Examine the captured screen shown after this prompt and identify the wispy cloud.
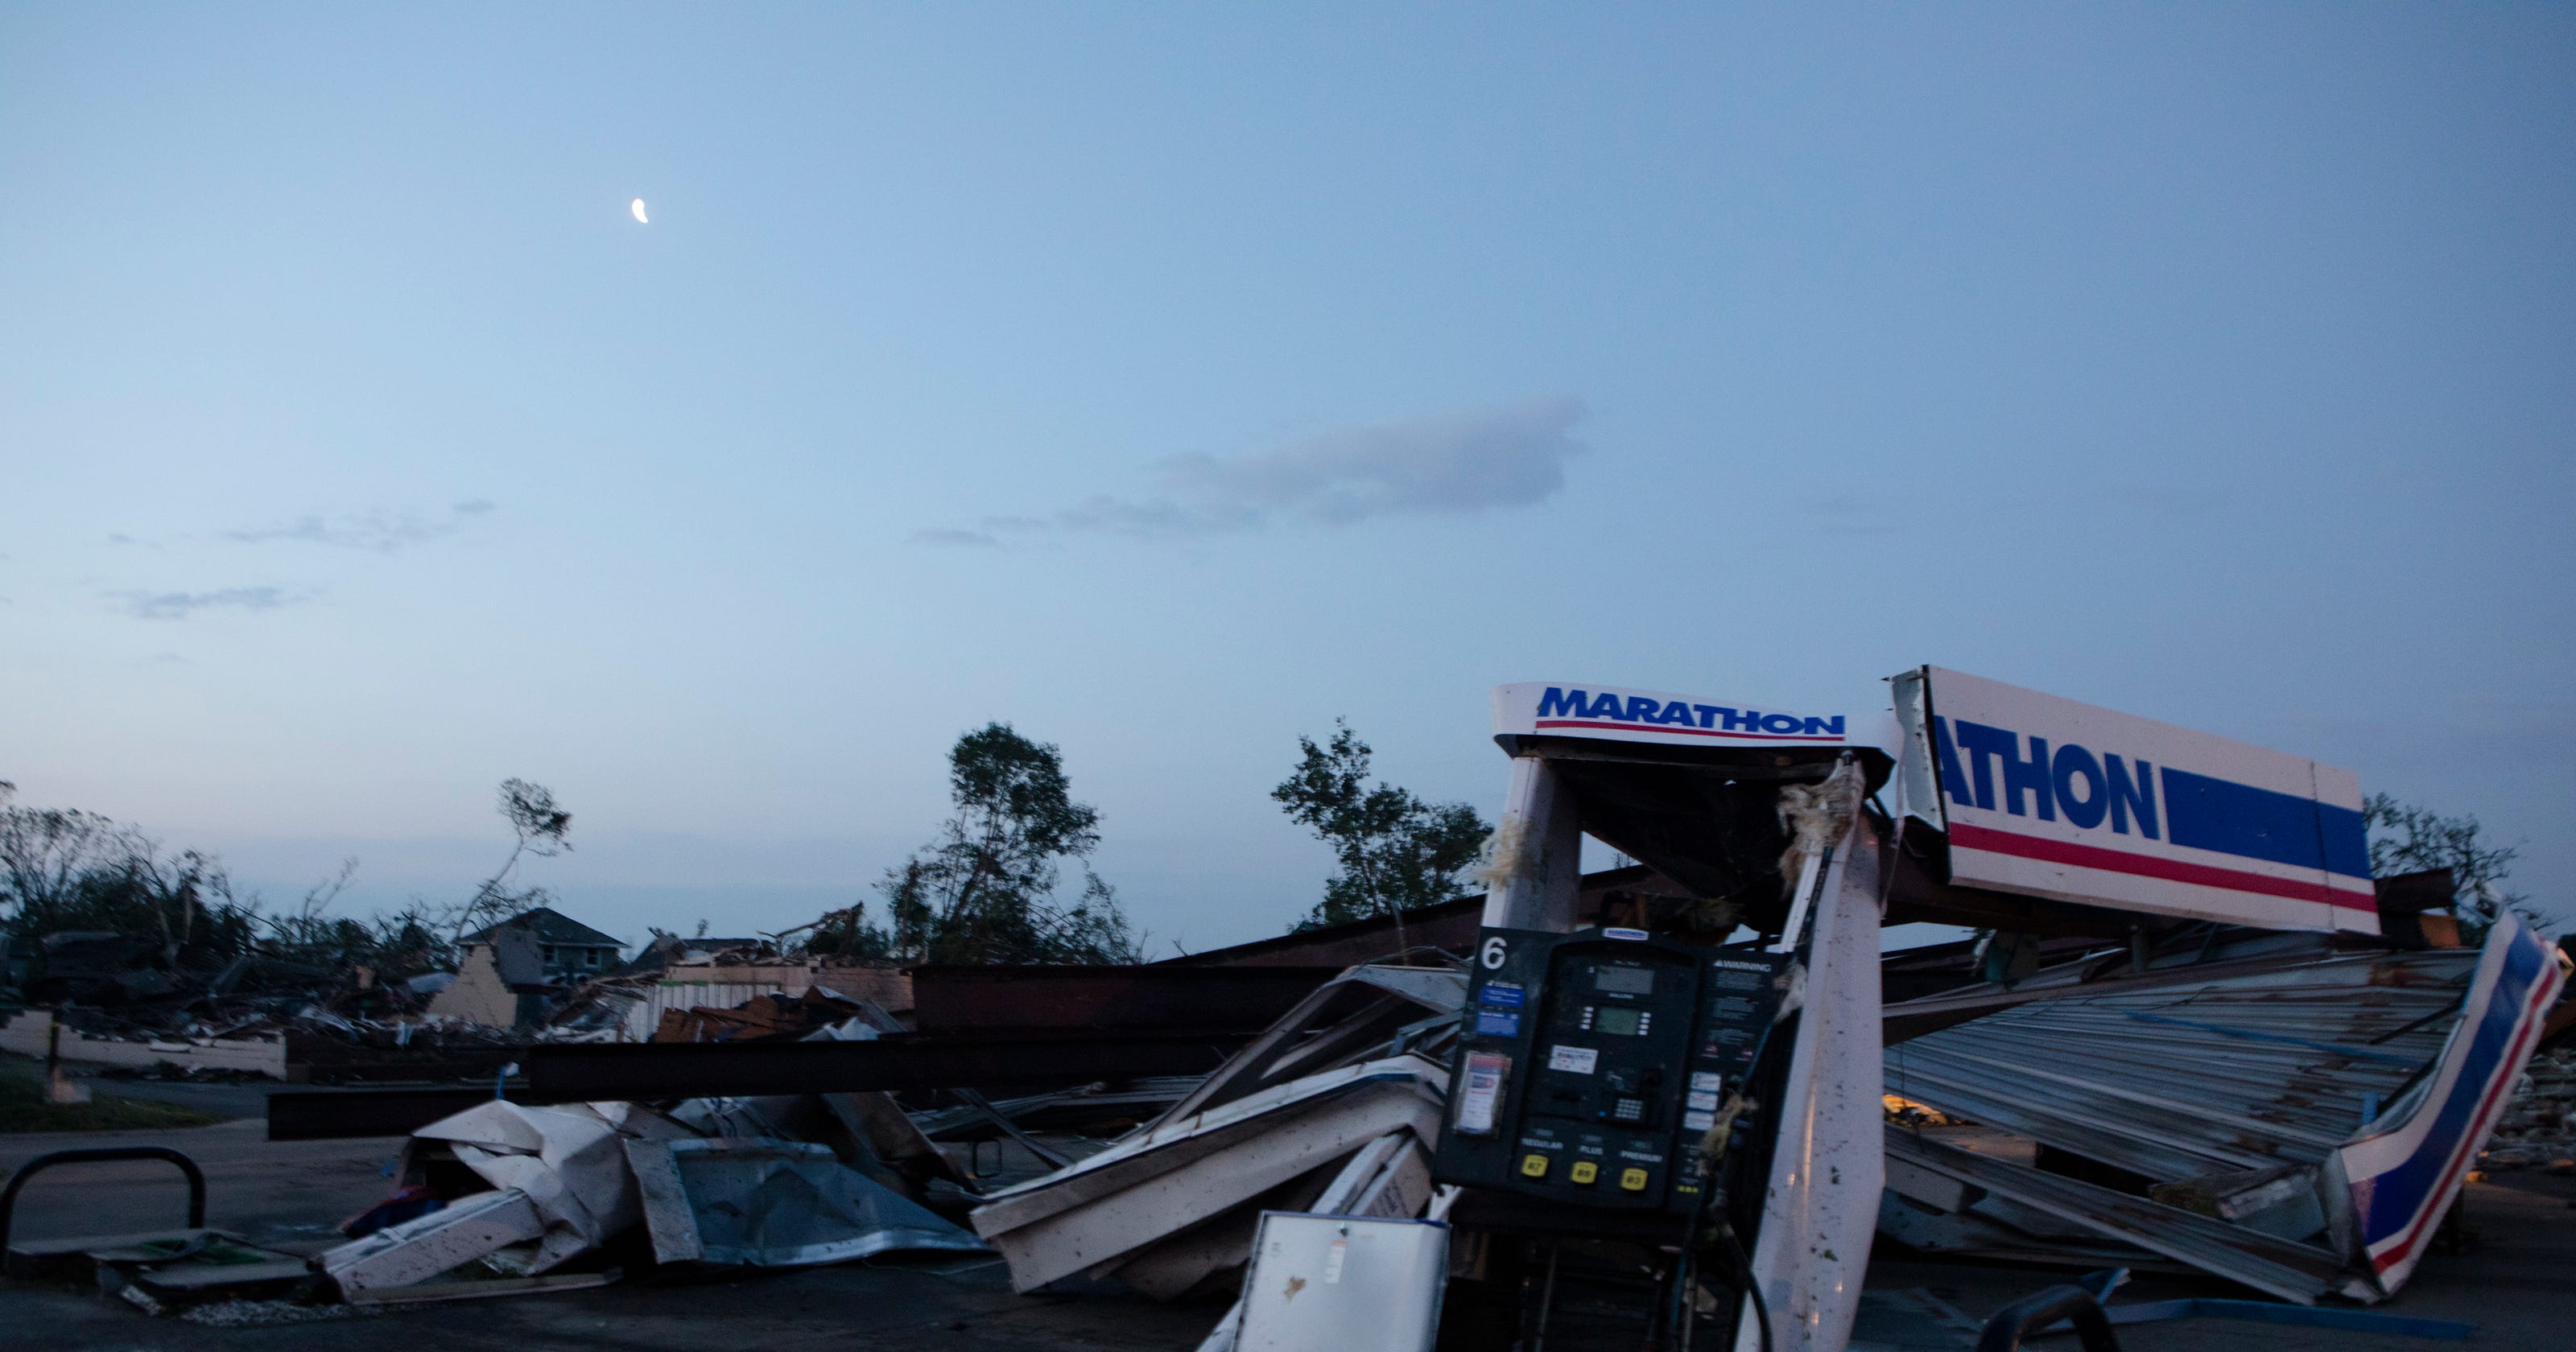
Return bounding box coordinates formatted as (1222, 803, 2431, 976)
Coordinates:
(114, 587, 302, 620)
(923, 398, 1587, 544)
(913, 527, 1002, 548)
(1794, 493, 1906, 536)
(220, 500, 497, 553)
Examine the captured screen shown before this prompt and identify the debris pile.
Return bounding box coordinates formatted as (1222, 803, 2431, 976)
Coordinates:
(971, 963, 1465, 1304)
(1, 901, 920, 1086)
(310, 1012, 993, 1304)
(1877, 913, 2566, 1304)
(2479, 1045, 2576, 1174)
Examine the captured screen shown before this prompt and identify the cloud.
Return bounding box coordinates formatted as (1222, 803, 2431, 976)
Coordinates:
(934, 398, 1587, 542)
(911, 527, 1001, 548)
(1795, 493, 1906, 536)
(114, 587, 301, 620)
(219, 501, 497, 552)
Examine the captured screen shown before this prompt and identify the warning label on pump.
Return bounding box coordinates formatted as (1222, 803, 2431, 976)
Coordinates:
(1456, 1051, 1510, 1134)
(1547, 1045, 1600, 1074)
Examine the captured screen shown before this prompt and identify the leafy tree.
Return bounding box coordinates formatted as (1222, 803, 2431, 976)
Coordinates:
(0, 782, 455, 985)
(450, 778, 574, 942)
(255, 859, 456, 983)
(1, 781, 253, 967)
(1, 781, 136, 927)
(2364, 793, 2543, 932)
(865, 723, 1141, 964)
(1273, 719, 1492, 935)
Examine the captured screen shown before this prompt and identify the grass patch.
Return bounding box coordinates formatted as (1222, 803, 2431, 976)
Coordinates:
(0, 1061, 231, 1132)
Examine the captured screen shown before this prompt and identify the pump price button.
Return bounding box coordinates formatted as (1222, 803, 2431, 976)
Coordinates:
(1618, 1167, 1649, 1192)
(1569, 1160, 1599, 1185)
(1520, 1153, 1551, 1179)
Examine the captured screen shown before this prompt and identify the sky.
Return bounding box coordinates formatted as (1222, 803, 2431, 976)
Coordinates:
(3, 4, 2570, 953)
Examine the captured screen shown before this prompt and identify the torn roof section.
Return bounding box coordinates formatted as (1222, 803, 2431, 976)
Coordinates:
(460, 907, 624, 952)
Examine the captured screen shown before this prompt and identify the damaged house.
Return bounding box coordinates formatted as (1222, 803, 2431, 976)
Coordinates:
(427, 909, 626, 1029)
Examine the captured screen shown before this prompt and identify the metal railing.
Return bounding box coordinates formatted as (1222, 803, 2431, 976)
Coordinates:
(0, 1147, 207, 1257)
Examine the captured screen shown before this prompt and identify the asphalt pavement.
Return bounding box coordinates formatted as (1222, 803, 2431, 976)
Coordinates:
(2, 1114, 2570, 1351)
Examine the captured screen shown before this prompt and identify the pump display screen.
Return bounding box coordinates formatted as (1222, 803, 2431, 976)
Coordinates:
(1594, 1006, 1645, 1037)
(1594, 967, 1655, 995)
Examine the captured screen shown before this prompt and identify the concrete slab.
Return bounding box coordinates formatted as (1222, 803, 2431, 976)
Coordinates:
(1865, 1173, 2576, 1352)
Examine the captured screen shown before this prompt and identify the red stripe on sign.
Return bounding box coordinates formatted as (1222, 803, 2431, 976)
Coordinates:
(2372, 971, 2562, 1274)
(1950, 822, 2378, 912)
(1534, 719, 1842, 743)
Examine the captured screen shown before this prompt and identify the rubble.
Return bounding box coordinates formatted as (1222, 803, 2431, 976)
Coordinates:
(283, 979, 999, 1305)
(10, 670, 2569, 1351)
(320, 1188, 551, 1296)
(2478, 1045, 2576, 1171)
(1877, 911, 2566, 1304)
(647, 986, 874, 1044)
(0, 898, 926, 1094)
(970, 963, 1464, 1301)
(625, 1137, 982, 1268)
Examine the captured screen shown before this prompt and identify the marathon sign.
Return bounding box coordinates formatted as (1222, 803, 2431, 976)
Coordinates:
(1903, 666, 2377, 934)
(1493, 682, 1854, 750)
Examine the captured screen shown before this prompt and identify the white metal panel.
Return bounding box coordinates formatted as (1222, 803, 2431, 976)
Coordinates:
(1736, 800, 1884, 1352)
(1480, 756, 1583, 931)
(1912, 666, 2376, 935)
(980, 1078, 1446, 1292)
(1236, 1214, 1447, 1352)
(621, 975, 816, 1041)
(319, 1188, 546, 1294)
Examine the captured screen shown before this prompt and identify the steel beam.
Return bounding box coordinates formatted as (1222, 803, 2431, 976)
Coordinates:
(267, 1086, 499, 1140)
(908, 964, 1338, 1033)
(266, 1031, 1253, 1140)
(524, 1030, 1250, 1101)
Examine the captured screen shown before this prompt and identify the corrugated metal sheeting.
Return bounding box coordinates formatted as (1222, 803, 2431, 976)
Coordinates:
(1885, 944, 2476, 1184)
(1872, 924, 2566, 1307)
(617, 977, 817, 1041)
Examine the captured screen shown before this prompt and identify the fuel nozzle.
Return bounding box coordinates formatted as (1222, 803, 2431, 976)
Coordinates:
(1691, 1094, 1756, 1182)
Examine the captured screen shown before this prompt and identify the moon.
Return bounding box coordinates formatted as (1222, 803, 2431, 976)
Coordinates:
(630, 198, 649, 225)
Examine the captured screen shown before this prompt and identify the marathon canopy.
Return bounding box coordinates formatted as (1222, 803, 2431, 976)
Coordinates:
(1487, 682, 1893, 938)
(1492, 681, 1861, 752)
(1892, 666, 2377, 935)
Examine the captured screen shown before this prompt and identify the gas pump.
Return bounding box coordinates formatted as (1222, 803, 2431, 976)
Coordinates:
(1437, 929, 1787, 1217)
(1432, 682, 1893, 1352)
(1434, 927, 1800, 1350)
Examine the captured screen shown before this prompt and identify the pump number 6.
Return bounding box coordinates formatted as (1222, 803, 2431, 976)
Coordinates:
(1480, 937, 1509, 970)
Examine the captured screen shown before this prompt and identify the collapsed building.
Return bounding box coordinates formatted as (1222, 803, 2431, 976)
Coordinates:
(5, 666, 2568, 1351)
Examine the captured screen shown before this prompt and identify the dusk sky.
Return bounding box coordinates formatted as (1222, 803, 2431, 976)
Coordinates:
(5, 5, 2570, 951)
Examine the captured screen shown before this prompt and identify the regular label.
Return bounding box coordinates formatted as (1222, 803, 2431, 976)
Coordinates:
(1455, 1050, 1510, 1134)
(1547, 1045, 1600, 1074)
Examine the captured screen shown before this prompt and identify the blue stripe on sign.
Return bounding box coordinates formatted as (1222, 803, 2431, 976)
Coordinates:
(2360, 936, 2548, 1247)
(2161, 768, 2372, 880)
(2318, 802, 2371, 878)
